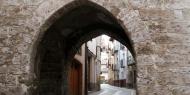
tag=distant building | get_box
[86,36,101,91]
[100,35,110,83]
[100,35,136,88]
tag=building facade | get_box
[69,36,102,95]
[86,36,101,92]
[1,0,190,95]
[100,35,136,88]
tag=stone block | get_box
[0,74,6,83]
[139,9,174,21]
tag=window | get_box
[120,44,125,50]
[120,59,125,68]
[127,56,134,65]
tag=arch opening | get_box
[33,1,136,95]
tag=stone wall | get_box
[0,0,190,95]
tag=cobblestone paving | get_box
[89,84,136,95]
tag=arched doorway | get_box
[33,1,136,95]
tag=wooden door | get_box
[69,60,82,95]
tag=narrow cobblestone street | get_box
[89,84,136,95]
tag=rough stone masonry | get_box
[0,0,190,95]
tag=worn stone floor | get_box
[89,84,136,95]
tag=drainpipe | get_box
[85,43,88,95]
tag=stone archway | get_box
[0,0,189,95]
[29,0,155,95]
[31,1,139,95]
